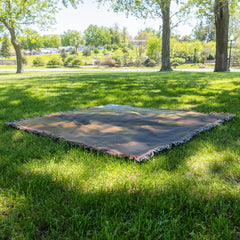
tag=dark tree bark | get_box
[1,18,24,74]
[9,27,24,74]
[160,0,172,71]
[214,0,229,72]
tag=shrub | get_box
[171,62,180,68]
[144,58,156,67]
[47,57,62,68]
[22,56,28,65]
[112,44,119,51]
[112,55,123,67]
[60,49,68,60]
[147,36,161,62]
[200,56,207,64]
[170,58,185,65]
[64,56,75,66]
[64,56,83,67]
[129,43,134,50]
[208,54,215,60]
[71,57,83,67]
[106,45,112,51]
[82,49,91,57]
[232,48,240,62]
[120,43,126,48]
[173,50,187,59]
[193,49,199,63]
[103,49,108,55]
[70,48,78,55]
[94,48,99,54]
[133,58,143,67]
[94,58,101,66]
[126,60,134,67]
[102,57,116,67]
[122,47,128,53]
[114,49,124,55]
[123,53,130,67]
[33,56,45,67]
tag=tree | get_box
[61,30,83,49]
[84,25,111,47]
[20,29,42,51]
[229,5,240,40]
[0,0,82,73]
[96,0,177,71]
[214,0,229,71]
[1,36,11,59]
[193,21,215,42]
[60,49,68,60]
[121,27,129,44]
[0,0,61,73]
[188,0,239,72]
[134,28,154,44]
[146,36,162,63]
[40,34,61,48]
[159,0,172,71]
[109,24,121,45]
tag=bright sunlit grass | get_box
[0,71,239,239]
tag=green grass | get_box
[0,71,239,239]
[0,65,17,69]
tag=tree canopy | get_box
[0,36,11,59]
[84,25,111,47]
[0,0,82,73]
[61,30,83,49]
[0,0,59,30]
[187,0,239,71]
[96,0,184,71]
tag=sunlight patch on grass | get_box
[0,71,239,239]
[22,157,143,193]
[8,100,21,105]
[0,193,11,221]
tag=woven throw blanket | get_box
[5,104,235,162]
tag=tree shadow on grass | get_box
[1,142,240,239]
[1,125,239,238]
[0,71,240,239]
[1,71,239,169]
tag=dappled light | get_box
[0,71,240,239]
[6,104,234,161]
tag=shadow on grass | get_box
[0,71,240,239]
[1,142,239,239]
[1,72,238,116]
[1,71,239,163]
[1,71,239,170]
[1,130,240,239]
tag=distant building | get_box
[78,45,89,52]
[97,46,106,50]
[132,40,147,47]
[58,46,75,53]
[39,48,58,54]
[24,50,41,55]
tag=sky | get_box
[40,1,195,37]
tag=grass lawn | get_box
[0,71,239,239]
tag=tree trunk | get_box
[9,27,24,73]
[160,0,172,71]
[214,0,229,72]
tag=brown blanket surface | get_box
[5,105,235,161]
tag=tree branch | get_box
[0,17,11,30]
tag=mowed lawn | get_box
[0,71,239,239]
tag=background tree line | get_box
[0,0,239,73]
[1,25,240,68]
[14,25,130,51]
